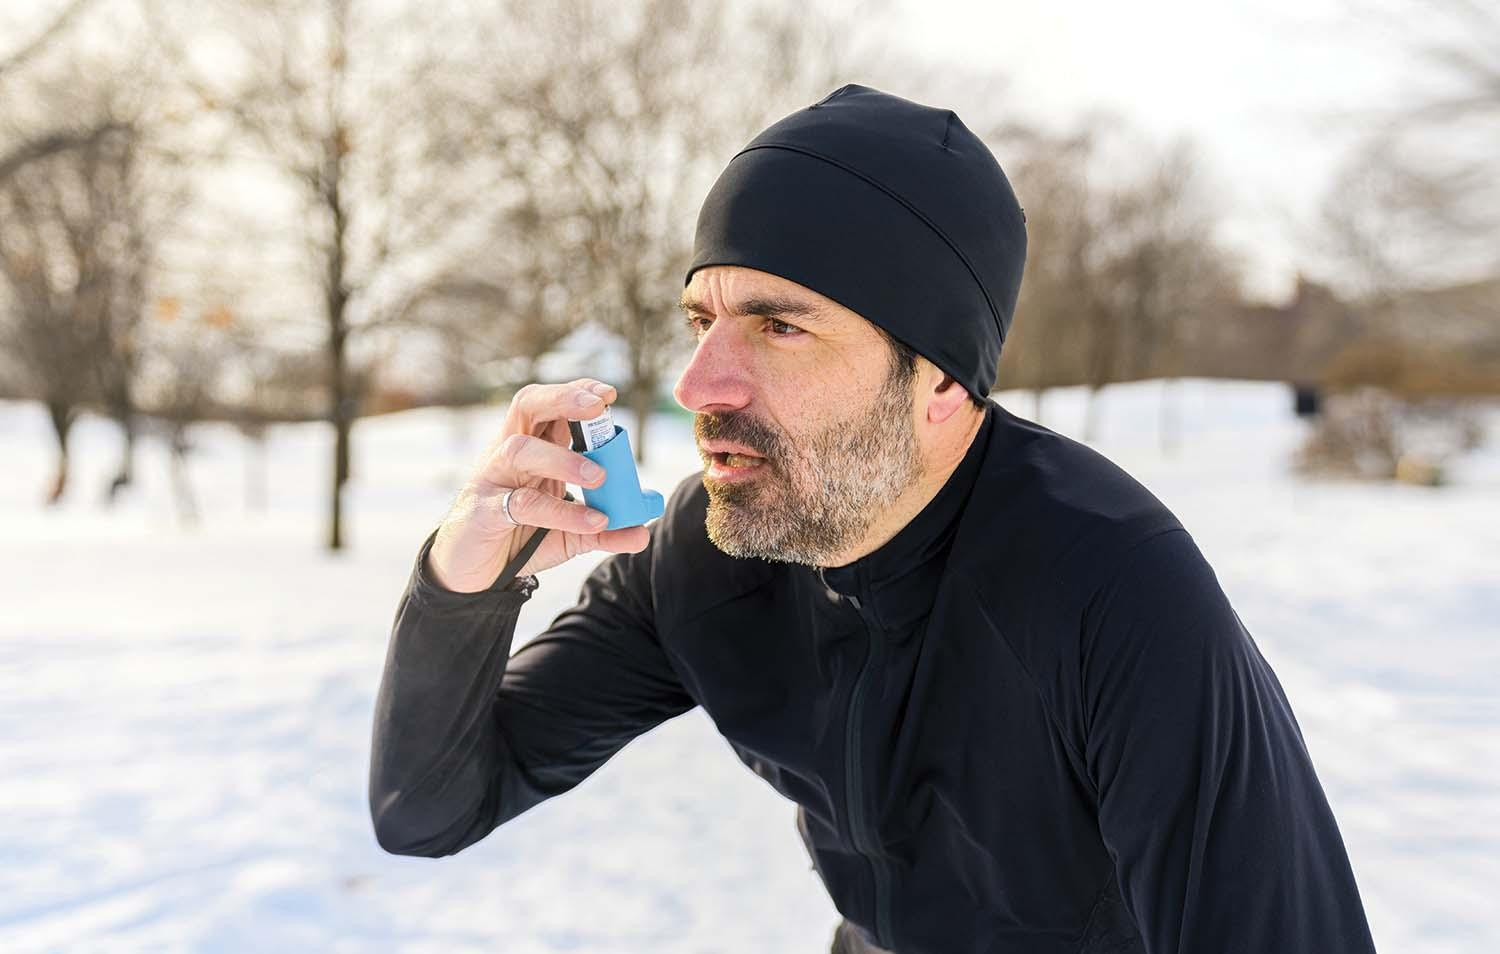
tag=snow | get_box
[1,379,1496,952]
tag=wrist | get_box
[415,527,535,600]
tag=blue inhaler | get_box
[569,407,664,530]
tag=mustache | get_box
[694,411,784,461]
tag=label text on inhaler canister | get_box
[577,409,615,451]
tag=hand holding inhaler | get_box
[426,379,659,592]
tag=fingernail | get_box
[580,461,603,481]
[590,383,612,396]
[576,391,599,407]
[588,509,608,527]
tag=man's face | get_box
[674,265,923,566]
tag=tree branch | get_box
[0,0,98,82]
[0,122,128,186]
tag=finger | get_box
[482,433,606,489]
[501,486,611,534]
[510,380,617,429]
[565,378,617,403]
[539,524,649,566]
[518,522,650,577]
[597,525,649,553]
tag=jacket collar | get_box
[815,402,995,625]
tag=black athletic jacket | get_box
[369,401,1377,954]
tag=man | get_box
[370,85,1377,953]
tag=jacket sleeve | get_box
[1080,528,1377,954]
[368,522,695,857]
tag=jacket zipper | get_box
[843,571,895,948]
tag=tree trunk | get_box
[324,106,352,551]
[45,400,74,506]
[622,293,656,464]
[629,371,655,464]
[103,409,136,505]
[328,324,350,551]
[321,5,353,551]
[167,423,200,527]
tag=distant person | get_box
[370,85,1376,953]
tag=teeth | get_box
[723,453,763,468]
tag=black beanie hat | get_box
[685,84,1027,400]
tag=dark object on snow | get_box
[1293,383,1323,418]
[370,401,1377,954]
[686,84,1028,401]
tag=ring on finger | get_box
[500,487,523,527]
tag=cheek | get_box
[752,335,890,429]
[765,372,883,448]
[757,358,835,418]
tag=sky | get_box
[891,0,1417,300]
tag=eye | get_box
[768,318,803,337]
[683,314,712,337]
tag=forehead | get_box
[681,265,863,327]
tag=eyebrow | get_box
[678,293,826,323]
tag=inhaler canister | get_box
[569,407,616,452]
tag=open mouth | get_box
[709,451,766,469]
[703,446,770,482]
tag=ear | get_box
[924,367,970,425]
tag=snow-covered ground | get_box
[1,379,1496,953]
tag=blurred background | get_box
[1,0,1496,951]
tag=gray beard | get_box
[700,375,921,567]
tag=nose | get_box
[673,320,754,414]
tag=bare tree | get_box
[148,0,497,549]
[0,122,131,186]
[1325,0,1500,290]
[1295,0,1500,478]
[133,302,238,526]
[0,2,201,506]
[1315,131,1485,316]
[1075,133,1238,443]
[1390,0,1500,271]
[996,118,1240,445]
[403,192,595,400]
[0,116,149,505]
[0,2,109,184]
[0,0,98,82]
[1094,137,1239,447]
[133,298,313,522]
[459,0,860,463]
[999,124,1101,423]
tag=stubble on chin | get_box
[701,464,797,561]
[696,366,921,565]
[700,437,904,567]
